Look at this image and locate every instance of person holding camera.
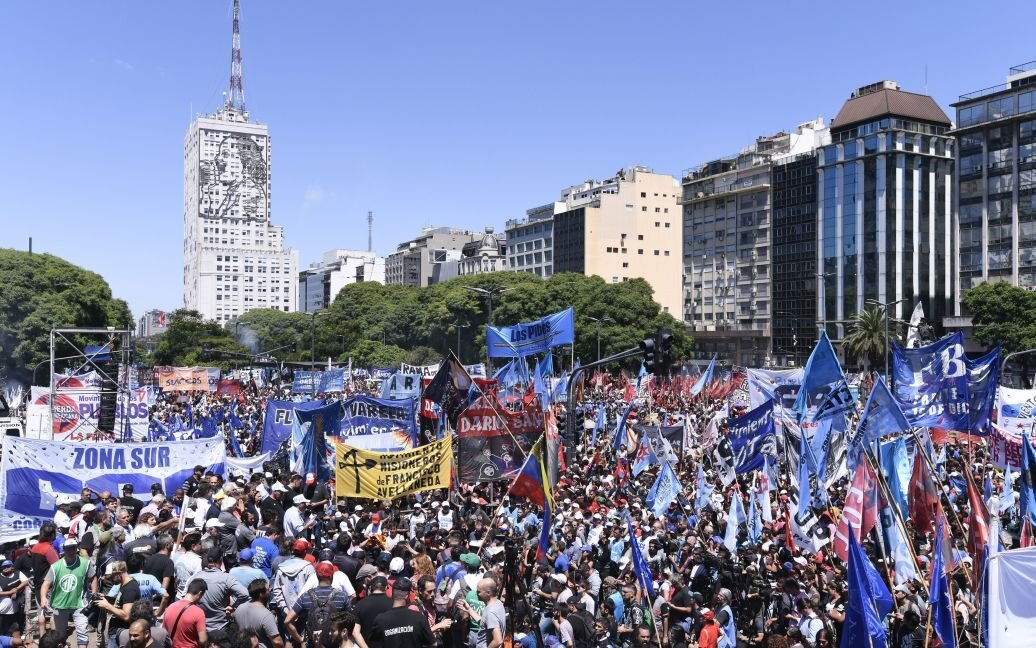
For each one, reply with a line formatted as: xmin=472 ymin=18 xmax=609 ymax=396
xmin=94 ymin=561 xmax=141 ymax=648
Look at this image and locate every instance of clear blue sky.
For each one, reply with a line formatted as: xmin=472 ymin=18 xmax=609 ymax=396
xmin=1 ymin=1 xmax=1034 ymax=320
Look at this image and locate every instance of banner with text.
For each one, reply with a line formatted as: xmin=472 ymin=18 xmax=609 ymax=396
xmin=339 ymin=396 xmax=418 ymax=451
xmin=335 ymin=438 xmax=451 ymax=500
xmin=25 ymin=387 xmax=150 ymax=441
xmin=154 ymin=367 xmax=218 ymax=392
xmin=486 ymin=308 xmax=575 ymax=358
xmin=0 ymin=436 xmax=224 ymax=542
xmin=891 ymin=333 xmax=970 ymax=430
xmin=381 ymin=373 xmax=422 ymax=400
xmin=261 ymin=399 xmax=327 ymax=455
xmin=457 ymin=396 xmax=542 ymax=481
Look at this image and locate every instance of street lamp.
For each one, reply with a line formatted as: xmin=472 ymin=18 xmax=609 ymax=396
xmin=587 ymin=316 xmax=613 ymax=362
xmin=865 ymin=297 xmax=911 ymax=382
xmin=454 ymin=323 xmax=469 ymax=362
xmin=462 ymin=285 xmax=514 ymax=327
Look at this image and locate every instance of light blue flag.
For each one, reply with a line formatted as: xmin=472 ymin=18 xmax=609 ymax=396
xmin=879 ymin=437 xmax=910 ymax=516
xmin=885 ymin=512 xmax=917 ymax=585
xmin=1000 ymin=464 xmax=1016 ymax=513
xmin=748 ymin=485 xmax=763 ymax=544
xmin=794 ymin=331 xmax=853 ymax=422
xmin=929 ymin=518 xmax=957 ymax=648
xmin=797 ymin=430 xmax=817 ymax=518
xmin=590 ymin=404 xmax=607 ymax=447
xmin=646 ymin=461 xmax=681 ymax=518
xmin=632 ymin=436 xmax=659 ymax=476
xmin=843 ymin=523 xmax=893 ymax=648
xmin=1021 ymin=431 xmax=1036 ymax=526
xmin=695 ymin=464 xmax=714 ymax=513
xmin=689 ymin=355 xmax=716 ymax=398
xmin=847 ymin=378 xmax=910 ymax=471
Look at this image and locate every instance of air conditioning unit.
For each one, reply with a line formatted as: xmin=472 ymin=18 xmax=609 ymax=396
xmin=751 ymin=251 xmax=758 ymax=261
xmin=695 ymin=192 xmax=705 ymax=199
xmin=751 ymin=287 xmax=758 ymax=295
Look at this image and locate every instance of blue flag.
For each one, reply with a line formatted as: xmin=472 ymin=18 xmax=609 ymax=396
xmin=632 ymin=435 xmax=659 ymax=476
xmin=590 ymin=404 xmax=606 ymax=447
xmin=695 ymin=464 xmax=714 ymax=513
xmin=196 ymin=415 xmax=218 ymax=439
xmin=929 ymin=518 xmax=957 ymax=648
xmin=646 ymin=461 xmax=681 ymax=517
xmin=797 ymin=430 xmax=818 ymax=518
xmin=228 ymin=428 xmax=244 ymax=458
xmin=229 ymin=402 xmax=244 ymax=430
xmin=627 ymin=520 xmax=656 ymax=599
xmin=848 ymin=378 xmax=910 ymax=471
xmin=843 ymin=523 xmax=893 ymax=648
xmin=613 ymin=401 xmax=634 ymax=451
xmin=879 ymin=437 xmax=910 ymax=516
xmin=795 ymin=331 xmax=853 ymax=422
xmin=1021 ymin=431 xmax=1036 ymax=526
xmin=689 ymin=355 xmax=716 ymax=398
xmin=748 ymin=485 xmax=763 ymax=544
xmin=185 ymin=404 xmax=194 ymax=429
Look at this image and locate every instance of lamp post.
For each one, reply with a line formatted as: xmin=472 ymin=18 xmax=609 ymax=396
xmin=454 ymin=323 xmax=469 ymax=362
xmin=463 ymin=286 xmax=513 ymax=365
xmin=1001 ymin=348 xmax=1036 ymax=387
xmin=865 ymin=297 xmax=911 ymax=382
xmin=587 ymin=316 xmax=613 ymax=362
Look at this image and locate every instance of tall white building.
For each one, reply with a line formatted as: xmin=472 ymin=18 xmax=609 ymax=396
xmin=298 ymin=249 xmax=385 ymax=313
xmin=182 ymin=0 xmax=297 ymax=322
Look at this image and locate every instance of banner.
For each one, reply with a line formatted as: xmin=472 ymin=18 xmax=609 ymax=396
xmin=966 ymin=347 xmax=1000 ymax=436
xmin=335 ymin=438 xmax=452 ymax=500
xmin=217 ymin=379 xmax=241 ymax=396
xmin=319 ymin=369 xmax=348 ymax=392
xmin=457 ymin=396 xmax=542 ymax=481
xmin=998 ymin=386 xmax=1036 ymax=433
xmin=225 ymin=452 xmax=271 ymax=478
xmin=292 ymin=371 xmax=323 ymax=394
xmin=785 ymin=417 xmax=849 ymax=488
xmin=991 ymin=423 xmax=1036 ymax=469
xmin=401 ymin=363 xmax=486 ymax=378
xmin=631 ymin=424 xmax=683 ymax=462
xmin=261 ymin=399 xmax=326 ymax=454
xmin=339 ymin=396 xmax=418 ymax=451
xmin=728 ymin=366 xmax=751 ymax=409
xmin=891 ymin=332 xmax=969 ymax=430
xmin=0 ymin=436 xmax=225 ymax=542
xmin=155 ymin=367 xmax=217 ymax=392
xmin=715 ymin=400 xmax=778 ymax=478
xmin=25 ymin=387 xmax=150 ymax=441
xmin=486 ymin=308 xmax=575 ymax=358
xmin=52 ymin=371 xmax=102 ymax=390
xmin=381 ymin=373 xmax=422 ymax=400
xmin=748 ymin=368 xmax=803 ymax=415
xmin=291 ymin=403 xmax=341 ymax=480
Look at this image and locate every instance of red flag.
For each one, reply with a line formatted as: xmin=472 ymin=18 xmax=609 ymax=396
xmin=833 ymin=460 xmax=880 ymax=561
xmin=909 ymin=454 xmax=940 ymax=535
xmin=965 ymin=470 xmax=990 ymax=587
xmin=1023 ymin=518 xmax=1034 ymax=548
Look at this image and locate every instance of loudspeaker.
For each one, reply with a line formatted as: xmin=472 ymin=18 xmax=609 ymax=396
xmin=96 ymin=362 xmax=119 ymax=433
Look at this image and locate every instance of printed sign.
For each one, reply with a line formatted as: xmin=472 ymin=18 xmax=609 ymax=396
xmin=335 ymin=438 xmax=452 ymax=500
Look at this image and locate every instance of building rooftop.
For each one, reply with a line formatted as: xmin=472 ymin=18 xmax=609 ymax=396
xmin=955 ymin=60 xmax=1036 ymax=104
xmin=830 ymin=84 xmax=950 ymax=130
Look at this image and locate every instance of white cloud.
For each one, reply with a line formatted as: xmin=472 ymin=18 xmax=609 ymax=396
xmin=302 ymin=184 xmax=327 ymax=210
xmin=113 ymin=58 xmax=134 ymax=71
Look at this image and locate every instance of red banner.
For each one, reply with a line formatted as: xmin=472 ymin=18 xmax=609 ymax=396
xmin=457 ymin=395 xmax=542 ymax=481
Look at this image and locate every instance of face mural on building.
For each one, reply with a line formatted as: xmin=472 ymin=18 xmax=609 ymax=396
xmin=198 ymin=133 xmax=268 ymax=220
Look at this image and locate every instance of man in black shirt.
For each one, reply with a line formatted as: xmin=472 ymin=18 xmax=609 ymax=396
xmin=182 ymin=466 xmax=205 ymax=498
xmin=119 ymin=485 xmax=144 ymax=526
xmin=371 ymin=579 xmax=433 ymax=648
xmin=354 ymin=576 xmax=393 ymax=647
xmin=95 ymin=561 xmax=141 ymax=648
xmin=143 ymin=535 xmax=175 ymax=598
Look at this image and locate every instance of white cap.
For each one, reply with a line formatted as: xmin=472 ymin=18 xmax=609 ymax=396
xmin=293 ymin=494 xmax=310 ymax=505
xmin=389 ymin=557 xmax=405 ymax=573
xmin=272 ymin=483 xmax=288 ymax=493
xmin=81 ymin=504 xmax=96 ymax=513
xmin=354 ymin=505 xmax=363 ymax=512
xmin=220 ymin=498 xmax=237 ymax=511
xmin=205 ymin=518 xmax=224 ymax=529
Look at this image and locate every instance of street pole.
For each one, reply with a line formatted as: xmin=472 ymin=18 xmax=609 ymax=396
xmin=597 ymin=321 xmax=601 ymax=362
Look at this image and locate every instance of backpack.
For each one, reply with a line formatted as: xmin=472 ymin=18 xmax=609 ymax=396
xmin=434 ymin=564 xmax=463 ymax=615
xmin=304 ymin=588 xmax=338 ymax=647
xmin=568 ymin=610 xmax=594 ymax=648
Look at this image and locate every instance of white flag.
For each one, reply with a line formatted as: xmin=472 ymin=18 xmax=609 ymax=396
xmin=905 ymin=302 xmax=925 ymax=348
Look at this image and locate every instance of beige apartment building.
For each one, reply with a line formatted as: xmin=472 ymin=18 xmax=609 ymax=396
xmin=553 ymin=166 xmax=682 ymax=315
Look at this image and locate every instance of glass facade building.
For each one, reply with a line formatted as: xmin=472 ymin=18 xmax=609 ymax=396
xmin=818 ymin=82 xmax=954 ymax=347
xmin=952 ymin=62 xmax=1036 ymax=299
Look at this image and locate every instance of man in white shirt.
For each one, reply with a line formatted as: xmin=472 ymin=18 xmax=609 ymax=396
xmin=409 ymin=504 xmax=427 ymax=539
xmin=283 ymin=495 xmax=312 ymax=541
xmin=437 ymin=502 xmax=454 ymax=531
xmin=299 ymin=560 xmax=356 ymax=601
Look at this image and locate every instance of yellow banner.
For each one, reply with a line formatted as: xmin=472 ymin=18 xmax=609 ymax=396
xmin=335 ymin=438 xmax=452 ymax=500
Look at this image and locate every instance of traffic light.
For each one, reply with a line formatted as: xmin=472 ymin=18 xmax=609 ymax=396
xmin=640 ymin=336 xmax=658 ymax=374
xmin=574 ymin=406 xmax=586 ymax=434
xmin=202 ymin=343 xmax=212 ymax=361
xmin=658 ymin=330 xmax=674 ymax=374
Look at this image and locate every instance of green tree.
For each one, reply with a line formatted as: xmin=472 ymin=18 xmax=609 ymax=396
xmin=842 ymin=306 xmax=893 ymax=370
xmin=962 ymin=280 xmax=1036 ymax=353
xmin=344 ymin=340 xmax=408 ymax=368
xmin=151 ymin=309 xmax=248 ymax=369
xmin=0 ymin=249 xmax=131 ymax=387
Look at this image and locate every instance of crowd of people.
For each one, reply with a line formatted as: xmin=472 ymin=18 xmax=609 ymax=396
xmin=0 ymin=367 xmax=1010 ymax=648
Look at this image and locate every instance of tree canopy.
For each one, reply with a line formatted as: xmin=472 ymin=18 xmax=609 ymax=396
xmin=151 ymin=309 xmax=249 ymax=369
xmin=842 ymin=306 xmax=893 ymax=371
xmin=159 ymin=271 xmax=693 ymax=371
xmin=962 ymin=280 xmax=1036 ymax=354
xmin=0 ymin=249 xmax=132 ymax=388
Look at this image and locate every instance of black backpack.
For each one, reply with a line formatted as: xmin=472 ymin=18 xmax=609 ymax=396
xmin=568 ymin=610 xmax=594 ymax=648
xmin=305 ymin=589 xmax=338 ymax=647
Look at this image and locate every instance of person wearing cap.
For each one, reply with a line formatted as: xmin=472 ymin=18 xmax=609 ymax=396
xmin=370 ymin=577 xmax=433 ymax=648
xmin=53 ymin=495 xmax=74 ymax=530
xmin=94 ymin=560 xmax=141 ymax=648
xmin=286 ymin=561 xmax=350 ymax=648
xmin=182 ymin=466 xmax=206 ymax=498
xmin=436 ymin=502 xmax=454 ymax=532
xmin=284 ymin=495 xmax=315 ymax=542
xmin=261 ymin=482 xmax=288 ymax=530
xmin=302 ymin=473 xmax=330 ymax=512
xmin=228 ymin=549 xmax=267 ymax=590
xmin=190 ymin=548 xmax=249 ymax=642
xmin=0 ymin=556 xmax=28 ymax=637
xmin=39 ymin=537 xmax=92 ymax=648
xmin=696 ymin=608 xmax=719 ymax=648
xmin=300 ymin=553 xmax=356 ymax=602
xmin=270 ymin=541 xmax=317 ymax=614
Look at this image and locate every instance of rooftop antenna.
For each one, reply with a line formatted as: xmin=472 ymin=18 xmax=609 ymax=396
xmin=924 ymin=63 xmax=928 ymax=94
xmin=227 ymin=0 xmax=246 ymax=113
xmin=368 ymin=211 xmax=373 ymax=252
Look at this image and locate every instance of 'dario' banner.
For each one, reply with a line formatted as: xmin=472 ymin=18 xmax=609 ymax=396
xmin=457 ymin=395 xmax=543 ymax=482
xmin=334 ymin=438 xmax=452 ymax=500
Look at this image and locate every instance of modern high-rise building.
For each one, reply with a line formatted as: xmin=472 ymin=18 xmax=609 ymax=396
xmin=384 ymin=227 xmax=478 ymax=287
xmin=182 ymin=0 xmax=298 ymax=322
xmin=505 ymin=204 xmax=557 ymax=277
xmin=681 ymin=121 xmax=828 ymax=366
xmin=552 ymin=166 xmax=682 ymax=316
xmin=136 ymin=310 xmax=169 ymax=338
xmin=298 ymin=249 xmax=385 ymax=313
xmin=818 ymin=81 xmax=954 ymax=346
xmin=951 ymin=61 xmax=1036 ymax=300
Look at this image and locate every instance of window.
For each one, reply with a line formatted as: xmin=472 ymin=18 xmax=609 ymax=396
xmin=959 ymin=104 xmax=986 ymax=127
xmin=1021 ymin=91 xmax=1036 ymax=114
xmin=638 ymin=234 xmax=644 ymax=240
xmin=638 ymin=249 xmax=644 ymax=255
xmin=642 ymin=206 xmax=647 ymax=211
xmin=664 ymin=250 xmax=670 ymax=256
xmin=640 ymin=192 xmax=646 ymax=198
xmin=654 ymin=250 xmax=660 ymax=256
xmin=655 ymin=222 xmax=660 ymax=227
xmin=665 ymin=222 xmax=670 ymax=228
xmin=622 ymin=262 xmax=629 ymax=268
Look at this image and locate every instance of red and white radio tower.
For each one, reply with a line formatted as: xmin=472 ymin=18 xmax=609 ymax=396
xmin=227 ymin=0 xmax=246 ymax=113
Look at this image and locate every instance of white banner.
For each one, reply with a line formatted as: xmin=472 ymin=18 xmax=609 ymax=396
xmin=25 ymin=387 xmax=150 ymax=441
xmin=988 ymin=547 xmax=1036 ymax=648
xmin=225 ymin=452 xmax=271 ymax=478
xmin=400 ymin=362 xmax=486 ymax=378
xmin=0 ymin=437 xmax=225 ymax=543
